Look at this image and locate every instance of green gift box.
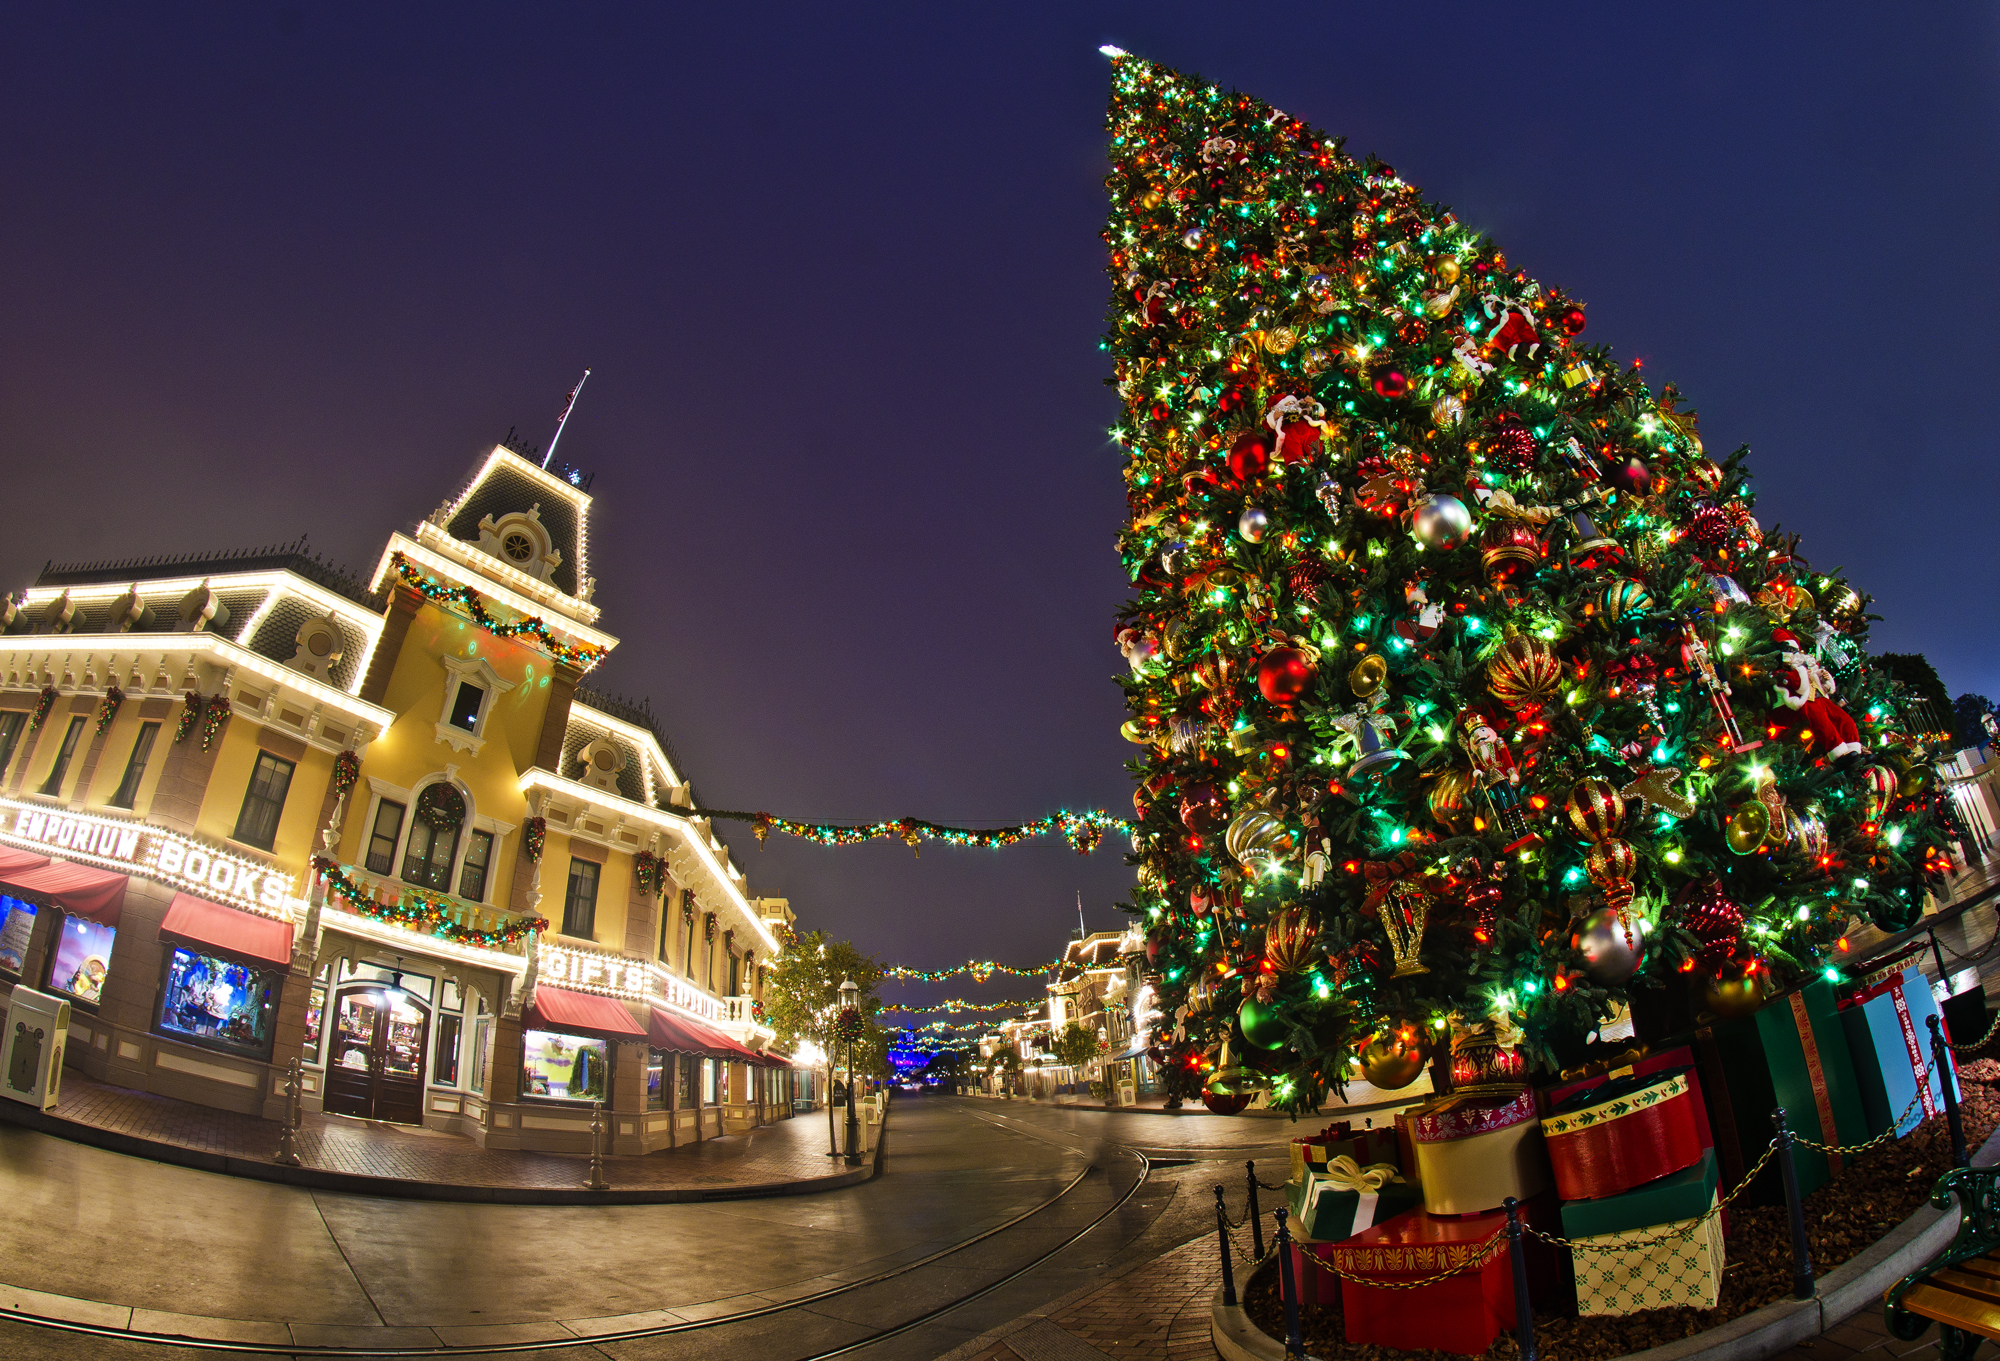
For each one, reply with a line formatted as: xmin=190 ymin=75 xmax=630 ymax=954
xmin=1707 ymin=979 xmax=1867 ymax=1207
xmin=1560 ymin=1152 xmax=1724 ymax=1315
xmin=1288 ymin=1160 xmax=1423 ymax=1243
xmin=1559 ymin=1149 xmax=1718 ymax=1239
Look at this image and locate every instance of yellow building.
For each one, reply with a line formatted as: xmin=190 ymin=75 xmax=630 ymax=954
xmin=0 ymin=442 xmax=802 ymax=1153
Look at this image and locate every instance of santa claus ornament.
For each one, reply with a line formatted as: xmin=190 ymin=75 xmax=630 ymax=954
xmin=1770 ymin=628 xmax=1865 ymax=761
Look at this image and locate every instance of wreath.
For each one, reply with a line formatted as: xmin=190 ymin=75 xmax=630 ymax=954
xmin=416 ymin=782 xmax=467 ymax=830
xmin=199 ymin=694 xmax=232 ymax=752
xmin=834 ymin=1007 xmax=865 ymax=1044
xmin=703 ymin=911 xmax=717 ymax=942
xmin=174 ymin=692 xmax=201 ymax=743
xmin=681 ymin=890 xmax=696 ymax=922
xmin=29 ymin=686 xmax=57 ymax=731
xmin=633 ymin=849 xmax=663 ymax=896
xmin=332 ymin=750 xmax=360 ymax=796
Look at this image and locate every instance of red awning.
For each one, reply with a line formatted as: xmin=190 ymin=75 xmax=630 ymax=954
xmin=646 ymin=1006 xmax=777 ymax=1063
xmin=0 ymin=846 xmax=51 ymax=880
xmin=0 ymin=861 xmax=127 ymax=927
xmin=525 ymin=985 xmax=647 ymax=1042
xmin=160 ymin=893 xmax=295 ymax=968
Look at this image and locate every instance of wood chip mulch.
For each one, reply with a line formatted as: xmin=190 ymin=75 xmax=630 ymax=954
xmin=1245 ymin=1080 xmax=2000 ymax=1361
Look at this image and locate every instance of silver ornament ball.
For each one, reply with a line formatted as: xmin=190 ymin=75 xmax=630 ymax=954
xmin=1576 ymin=908 xmax=1648 ymax=985
xmin=1181 ymin=226 xmax=1205 ymax=250
xmin=1238 ymin=506 xmax=1270 ymax=543
xmin=1410 ymin=493 xmax=1474 ymax=551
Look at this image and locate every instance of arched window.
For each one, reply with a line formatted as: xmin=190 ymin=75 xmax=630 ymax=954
xmin=403 ymin=783 xmax=466 ymax=892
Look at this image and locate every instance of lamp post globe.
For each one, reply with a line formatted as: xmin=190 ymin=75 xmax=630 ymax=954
xmin=838 ymin=977 xmax=861 ymax=1167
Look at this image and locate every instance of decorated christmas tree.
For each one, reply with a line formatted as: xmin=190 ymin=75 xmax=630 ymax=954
xmin=1104 ymin=52 xmax=1961 ymax=1113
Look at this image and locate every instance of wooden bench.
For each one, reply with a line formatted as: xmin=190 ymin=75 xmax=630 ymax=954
xmin=1886 ymin=1166 xmax=2000 ymax=1360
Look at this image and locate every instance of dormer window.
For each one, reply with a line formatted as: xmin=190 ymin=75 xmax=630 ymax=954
xmin=448 ymin=681 xmax=484 ymax=732
xmin=434 ymin=654 xmax=514 ymax=755
xmin=474 ymin=505 xmax=563 ymax=585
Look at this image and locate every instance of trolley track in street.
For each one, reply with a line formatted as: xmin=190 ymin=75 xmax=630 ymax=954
xmin=0 ymin=1105 xmax=1151 ymax=1358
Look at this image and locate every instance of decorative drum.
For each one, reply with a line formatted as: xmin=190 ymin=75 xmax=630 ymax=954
xmin=1542 ymin=1069 xmax=1706 ymax=1202
xmin=1408 ymin=1088 xmax=1551 ymax=1216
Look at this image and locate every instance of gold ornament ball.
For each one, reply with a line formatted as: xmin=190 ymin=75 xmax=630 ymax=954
xmin=1700 ymin=968 xmax=1768 ymax=1020
xmin=1433 ymin=257 xmax=1462 ymax=286
xmin=1725 ymin=801 xmax=1771 ymax=854
xmin=1119 ymin=719 xmax=1155 ymax=745
xmin=1354 ymin=1026 xmax=1428 ymax=1090
xmin=1141 ymin=189 xmax=1165 ymax=209
xmin=1263 ymin=326 xmax=1299 ymax=355
xmin=1428 ymin=767 xmax=1478 ymax=830
xmin=1487 ymin=635 xmax=1562 ymax=710
xmin=1226 ymin=808 xmax=1296 ymax=873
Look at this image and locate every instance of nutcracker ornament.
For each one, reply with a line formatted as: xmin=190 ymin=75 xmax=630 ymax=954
xmin=1461 ymin=712 xmax=1535 ymax=848
xmin=1679 ymin=620 xmax=1757 ymax=752
xmin=1769 ymin=628 xmax=1866 ymax=762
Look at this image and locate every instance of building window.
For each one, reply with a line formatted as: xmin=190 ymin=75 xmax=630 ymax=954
xmin=38 ymin=716 xmax=86 ymax=797
xmin=365 ymin=799 xmax=406 ymax=874
xmin=403 ymin=819 xmax=459 ymax=891
xmin=561 ymin=858 xmax=600 ymax=938
xmin=447 ymin=681 xmax=484 ymax=732
xmin=0 ymin=712 xmax=24 ymax=778
xmin=108 ymin=721 xmax=161 ymax=809
xmin=0 ymin=895 xmax=38 ymax=976
xmin=658 ymin=903 xmax=672 ymax=963
xmin=156 ymin=946 xmax=283 ymax=1059
xmin=469 ymin=1014 xmax=491 ymax=1095
xmin=521 ymin=1029 xmax=607 ymax=1102
xmin=457 ymin=829 xmax=494 ymax=902
xmin=646 ymin=1048 xmax=667 ymax=1110
xmin=434 ymin=1012 xmax=462 ymax=1086
xmin=703 ymin=1057 xmax=719 ymax=1105
xmin=232 ymin=752 xmax=296 ymax=851
xmin=728 ymin=951 xmax=741 ymax=997
xmin=47 ymin=914 xmax=115 ymax=1006
xmin=677 ymin=1052 xmax=696 ymax=1107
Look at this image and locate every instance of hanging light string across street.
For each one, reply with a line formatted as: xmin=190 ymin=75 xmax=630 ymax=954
xmin=691 ymin=806 xmax=1133 ymax=855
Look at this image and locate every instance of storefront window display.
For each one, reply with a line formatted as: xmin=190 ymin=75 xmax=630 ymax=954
xmin=521 ymin=1029 xmax=607 ymax=1103
xmin=646 ymin=1048 xmax=666 ymax=1110
xmin=0 ymin=894 xmax=36 ymax=976
xmin=304 ymin=984 xmax=326 ymax=1061
xmin=47 ymin=915 xmax=115 ymax=1005
xmin=469 ymin=1014 xmax=490 ymax=1095
xmin=156 ymin=946 xmax=282 ymax=1058
xmin=434 ymin=1013 xmax=461 ymax=1086
xmin=676 ymin=1053 xmax=695 ymax=1107
xmin=702 ymin=1057 xmax=718 ymax=1105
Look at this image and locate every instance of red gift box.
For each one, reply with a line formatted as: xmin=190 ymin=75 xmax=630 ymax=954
xmin=1538 ymin=1043 xmax=1714 ymax=1156
xmin=1329 ymin=1198 xmax=1561 ymax=1356
xmin=1289 ymin=1240 xmax=1342 ymax=1305
xmin=1542 ymin=1069 xmax=1706 ymax=1201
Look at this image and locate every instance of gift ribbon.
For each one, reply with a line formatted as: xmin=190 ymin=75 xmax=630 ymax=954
xmin=1541 ymin=1073 xmax=1689 ymax=1137
xmin=1788 ymin=992 xmax=1843 ymax=1176
xmin=1890 ymin=985 xmax=1939 ymax=1122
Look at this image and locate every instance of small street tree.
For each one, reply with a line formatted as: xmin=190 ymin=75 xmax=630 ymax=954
xmin=1051 ymin=1022 xmax=1097 ymax=1076
xmin=762 ymin=929 xmax=886 ymax=1156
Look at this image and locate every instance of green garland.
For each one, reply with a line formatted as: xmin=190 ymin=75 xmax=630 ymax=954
xmin=390 ymin=551 xmax=605 ymax=670
xmin=198 ymin=694 xmax=231 ymax=753
xmin=314 ymin=856 xmax=546 ymax=947
xmin=332 ymin=750 xmax=360 ymax=796
xmin=28 ymin=686 xmax=56 ymax=731
xmin=694 ymin=805 xmax=1132 ymax=856
xmin=94 ymin=686 xmax=124 ymax=736
xmin=523 ymin=815 xmax=546 ymax=862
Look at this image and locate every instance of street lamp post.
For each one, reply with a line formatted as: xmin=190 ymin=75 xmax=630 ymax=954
xmin=839 ymin=977 xmax=861 ymax=1167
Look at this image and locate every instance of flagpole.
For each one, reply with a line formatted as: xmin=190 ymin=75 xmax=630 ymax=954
xmin=1077 ymin=891 xmax=1086 ymax=940
xmin=542 ymin=369 xmax=591 ymax=469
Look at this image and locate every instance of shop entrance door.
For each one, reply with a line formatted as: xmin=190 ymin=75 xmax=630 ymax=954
xmin=323 ymin=984 xmax=429 ymax=1125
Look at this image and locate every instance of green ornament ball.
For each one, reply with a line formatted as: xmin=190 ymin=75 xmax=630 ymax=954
xmin=1237 ymin=995 xmax=1289 ymax=1050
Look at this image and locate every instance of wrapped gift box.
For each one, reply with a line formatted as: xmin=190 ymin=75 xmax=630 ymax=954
xmin=1543 ymin=1068 xmax=1707 ymax=1202
xmin=1289 ymin=1121 xmax=1401 ymax=1182
xmin=1702 ymin=978 xmax=1866 ymax=1207
xmin=1560 ymin=1150 xmax=1724 ymax=1315
xmin=1839 ymin=967 xmax=1959 ymax=1139
xmin=1331 ymin=1198 xmax=1562 ymax=1355
xmin=1408 ymin=1088 xmax=1551 ymax=1216
xmin=1286 ymin=1159 xmax=1424 ymax=1243
xmin=1539 ymin=1043 xmax=1715 ymax=1155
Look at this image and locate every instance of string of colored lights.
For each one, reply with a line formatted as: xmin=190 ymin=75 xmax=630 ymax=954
xmin=690 ymin=806 xmax=1132 ymax=855
xmin=880 ymin=998 xmax=1047 ymax=1015
xmin=883 ymin=960 xmax=1062 ymax=982
xmin=315 ymin=857 xmax=547 ymax=947
xmin=389 ymin=552 xmax=607 ymax=671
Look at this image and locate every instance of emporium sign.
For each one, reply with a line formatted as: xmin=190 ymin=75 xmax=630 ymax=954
xmin=0 ymin=798 xmax=296 ymax=919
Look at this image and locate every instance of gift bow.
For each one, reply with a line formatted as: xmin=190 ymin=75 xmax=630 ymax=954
xmin=1321 ymin=1155 xmax=1403 ymax=1193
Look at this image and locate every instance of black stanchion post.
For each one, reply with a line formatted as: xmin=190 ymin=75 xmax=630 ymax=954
xmin=1214 ymin=1185 xmax=1238 ymax=1308
xmin=1930 ymin=1013 xmax=1968 ymax=1169
xmin=1772 ymin=1108 xmax=1815 ymax=1300
xmin=1246 ymin=1159 xmax=1265 ymax=1261
xmin=1504 ymin=1196 xmax=1536 ymax=1361
xmin=1930 ymin=928 xmax=1950 ymax=987
xmin=1274 ymin=1205 xmax=1304 ymax=1360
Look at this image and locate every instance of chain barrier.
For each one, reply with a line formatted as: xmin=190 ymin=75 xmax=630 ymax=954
xmin=1948 ymin=1009 xmax=2000 ymax=1055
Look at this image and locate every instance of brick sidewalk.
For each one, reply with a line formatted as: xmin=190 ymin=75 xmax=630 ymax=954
xmin=951 ymin=1220 xmax=1253 ymax=1361
xmin=5 ymin=1071 xmax=863 ymax=1195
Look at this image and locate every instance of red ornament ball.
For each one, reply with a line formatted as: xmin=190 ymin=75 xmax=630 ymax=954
xmin=1486 ymin=418 xmax=1537 ymax=473
xmin=1179 ymin=784 xmax=1228 ymax=836
xmin=1559 ymin=306 xmax=1587 ymax=336
xmin=1256 ymin=646 xmax=1314 ymax=705
xmin=1202 ymin=1087 xmax=1254 ymax=1116
xmin=1677 ymin=879 xmax=1744 ymax=969
xmin=1606 ymin=454 xmax=1652 ymax=495
xmin=1686 ymin=503 xmax=1733 ymax=549
xmin=1227 ymin=432 xmax=1271 ymax=485
xmin=1372 ymin=370 xmax=1409 ymax=399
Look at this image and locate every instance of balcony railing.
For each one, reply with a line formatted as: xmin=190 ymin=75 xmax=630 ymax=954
xmin=330 ymin=865 xmax=537 ymax=951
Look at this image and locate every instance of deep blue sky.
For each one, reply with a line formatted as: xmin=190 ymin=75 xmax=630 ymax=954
xmin=3 ymin=5 xmax=1996 ymax=1006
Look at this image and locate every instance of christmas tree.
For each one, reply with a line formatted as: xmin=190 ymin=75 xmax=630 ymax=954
xmin=1104 ymin=52 xmax=1960 ymax=1113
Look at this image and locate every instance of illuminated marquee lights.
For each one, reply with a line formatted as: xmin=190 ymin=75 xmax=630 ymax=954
xmin=0 ymin=799 xmax=296 ymax=919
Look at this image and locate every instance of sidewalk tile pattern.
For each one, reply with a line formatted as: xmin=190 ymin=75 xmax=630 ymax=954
xmin=35 ymin=1072 xmax=850 ymax=1191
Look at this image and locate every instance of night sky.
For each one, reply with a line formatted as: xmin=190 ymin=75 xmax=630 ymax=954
xmin=4 ymin=6 xmax=1996 ymax=1015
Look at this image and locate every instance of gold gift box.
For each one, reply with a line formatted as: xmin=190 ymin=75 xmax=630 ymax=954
xmin=1406 ymin=1089 xmax=1552 ymax=1216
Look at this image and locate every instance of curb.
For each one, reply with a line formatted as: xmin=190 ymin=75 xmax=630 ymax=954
xmin=1211 ymin=1125 xmax=1999 ymax=1361
xmin=0 ymin=1096 xmax=888 ymax=1205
